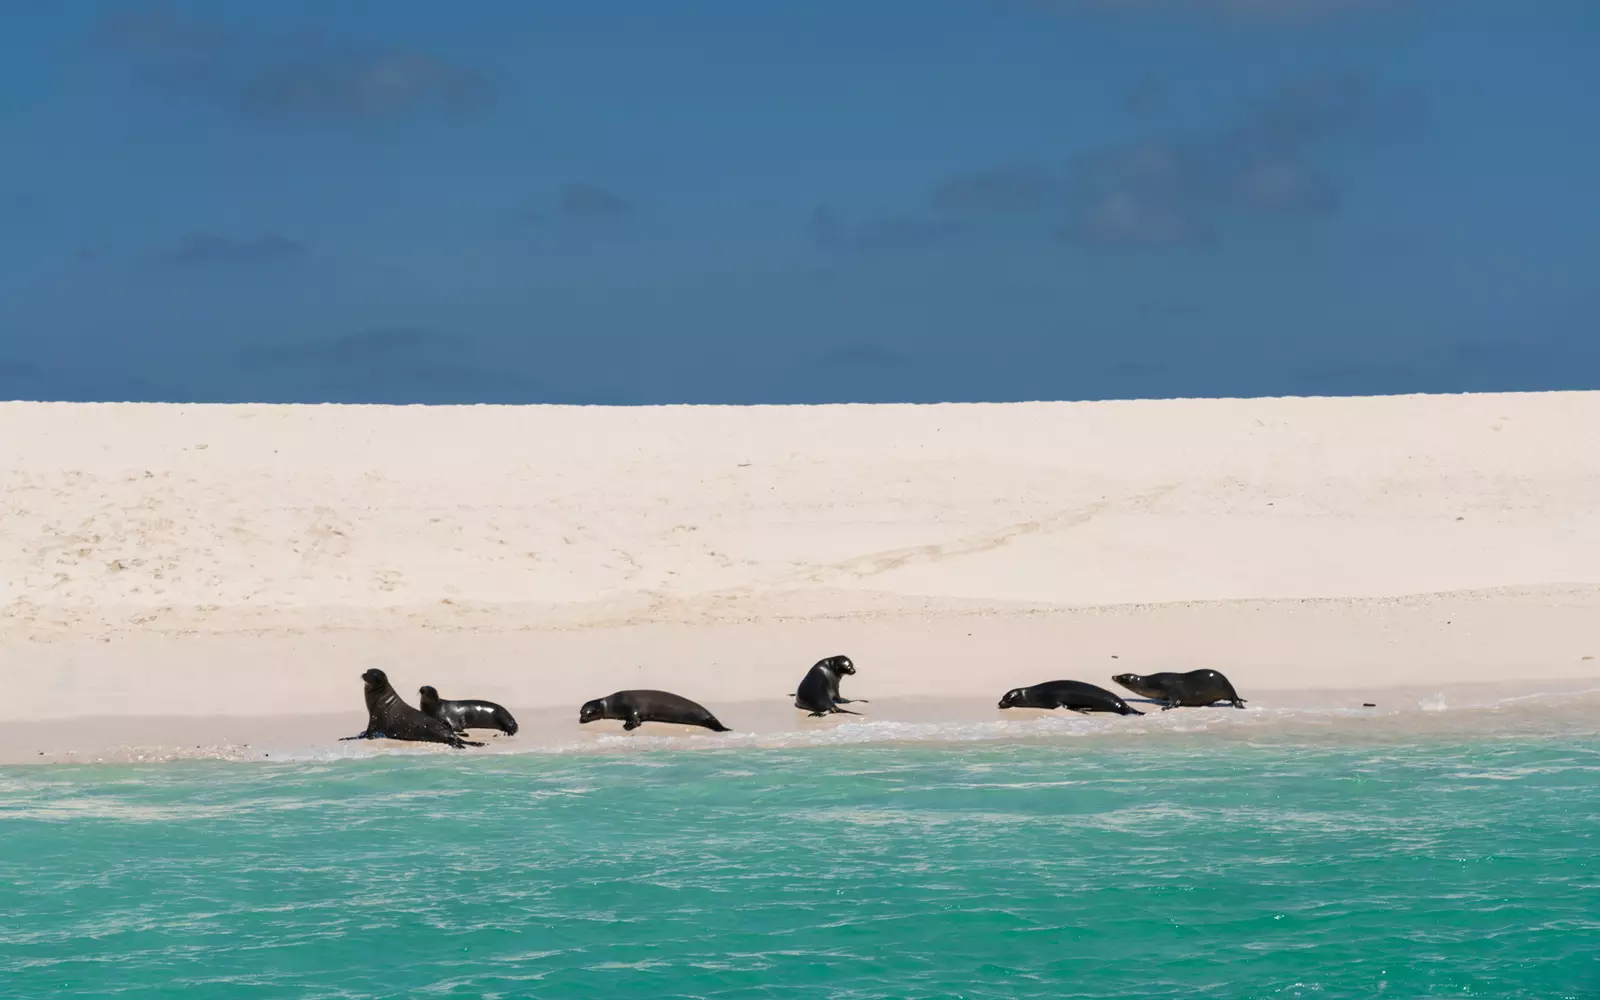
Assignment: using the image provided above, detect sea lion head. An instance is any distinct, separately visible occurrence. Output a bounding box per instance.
[418,685,440,709]
[578,697,608,724]
[362,668,389,690]
[825,655,856,676]
[998,687,1027,709]
[1111,673,1156,698]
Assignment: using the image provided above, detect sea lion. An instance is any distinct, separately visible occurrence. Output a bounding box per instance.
[418,685,519,735]
[998,680,1144,716]
[1111,670,1246,710]
[578,690,731,732]
[341,668,483,748]
[791,654,867,717]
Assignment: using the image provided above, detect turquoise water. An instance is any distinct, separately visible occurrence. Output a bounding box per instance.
[3,735,1596,999]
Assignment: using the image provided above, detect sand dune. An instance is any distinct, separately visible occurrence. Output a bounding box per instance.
[2,393,1597,760]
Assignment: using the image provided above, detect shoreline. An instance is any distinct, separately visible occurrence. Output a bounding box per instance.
[7,679,1597,767]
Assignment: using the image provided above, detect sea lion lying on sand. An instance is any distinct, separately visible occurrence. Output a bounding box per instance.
[578,690,731,732]
[998,680,1144,716]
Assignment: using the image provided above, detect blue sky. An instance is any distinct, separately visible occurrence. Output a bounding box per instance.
[2,0,1596,404]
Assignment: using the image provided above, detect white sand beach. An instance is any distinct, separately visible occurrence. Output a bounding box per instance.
[2,392,1597,763]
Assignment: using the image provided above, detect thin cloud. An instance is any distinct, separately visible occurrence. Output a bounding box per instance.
[158,232,308,265]
[1230,155,1340,214]
[1064,138,1210,246]
[94,7,228,91]
[1122,75,1167,116]
[1070,186,1215,247]
[1293,360,1422,393]
[930,166,1051,217]
[1024,0,1402,21]
[806,205,846,248]
[807,205,961,252]
[819,344,911,368]
[241,48,491,121]
[94,8,491,123]
[1247,73,1375,148]
[241,327,537,402]
[558,183,636,223]
[95,8,225,58]
[1062,73,1411,247]
[245,327,471,365]
[854,216,962,251]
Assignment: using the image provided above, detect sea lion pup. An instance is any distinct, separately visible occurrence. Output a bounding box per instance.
[578,690,731,732]
[792,654,868,717]
[998,680,1144,716]
[340,668,484,748]
[418,685,520,735]
[1111,670,1247,710]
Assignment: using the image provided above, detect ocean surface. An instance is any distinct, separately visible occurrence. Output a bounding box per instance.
[3,725,1596,999]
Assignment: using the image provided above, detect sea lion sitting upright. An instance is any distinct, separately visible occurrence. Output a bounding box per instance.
[1111,670,1246,710]
[791,654,868,717]
[418,685,519,735]
[341,668,483,748]
[998,679,1144,716]
[578,690,731,732]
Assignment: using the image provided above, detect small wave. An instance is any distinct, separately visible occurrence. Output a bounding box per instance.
[525,786,594,801]
[0,800,243,823]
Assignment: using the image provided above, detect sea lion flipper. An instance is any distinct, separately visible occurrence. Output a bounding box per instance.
[623,714,643,731]
[832,706,861,716]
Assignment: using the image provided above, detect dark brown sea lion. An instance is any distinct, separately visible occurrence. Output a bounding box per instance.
[418,685,519,735]
[1111,670,1246,710]
[578,690,731,732]
[341,669,483,748]
[792,654,867,717]
[998,680,1144,716]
